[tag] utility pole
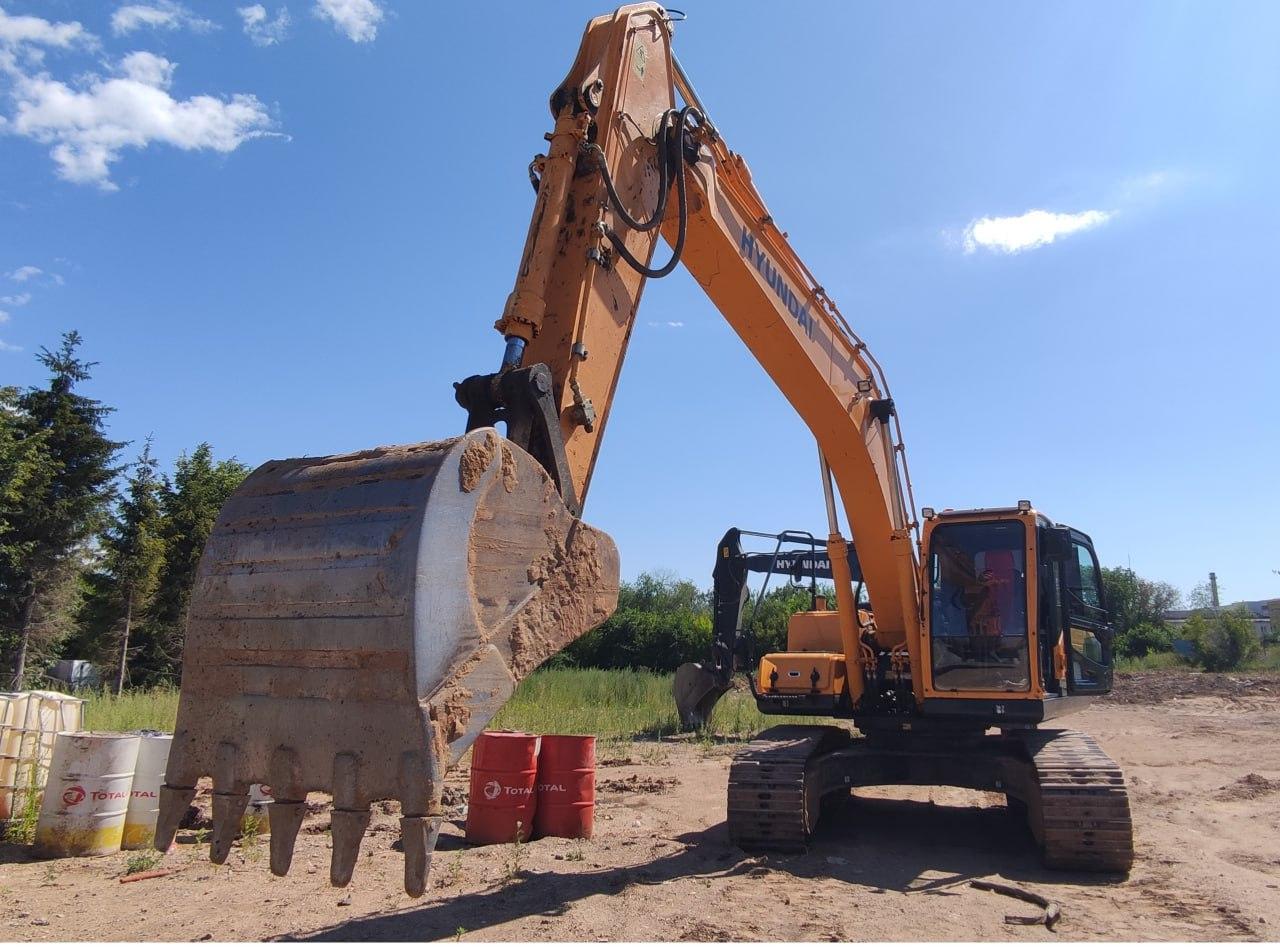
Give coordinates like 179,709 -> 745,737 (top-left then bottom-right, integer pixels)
1209,572 -> 1220,610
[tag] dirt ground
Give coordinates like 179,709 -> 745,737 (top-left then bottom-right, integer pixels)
2,671 -> 1279,942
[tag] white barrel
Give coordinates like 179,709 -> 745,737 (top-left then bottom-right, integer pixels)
122,733 -> 172,850
34,732 -> 140,857
246,782 -> 273,834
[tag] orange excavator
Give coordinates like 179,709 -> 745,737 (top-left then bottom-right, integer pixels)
154,4 -> 1133,896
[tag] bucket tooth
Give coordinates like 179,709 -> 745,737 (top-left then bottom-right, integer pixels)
330,809 -> 372,887
209,792 -> 249,864
400,815 -> 442,897
163,431 -> 620,889
269,747 -> 304,802
268,801 -> 306,876
154,785 -> 197,852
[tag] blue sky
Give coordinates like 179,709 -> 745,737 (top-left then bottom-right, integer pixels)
2,2 -> 1277,603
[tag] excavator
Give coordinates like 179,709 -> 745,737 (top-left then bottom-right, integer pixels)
153,3 -> 1134,897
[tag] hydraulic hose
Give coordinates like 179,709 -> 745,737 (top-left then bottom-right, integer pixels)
586,109 -> 676,233
600,106 -> 703,280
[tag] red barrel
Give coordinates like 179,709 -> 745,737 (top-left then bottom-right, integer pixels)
533,735 -> 595,840
466,732 -> 539,844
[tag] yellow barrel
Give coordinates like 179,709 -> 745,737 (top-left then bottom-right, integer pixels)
34,732 -> 140,857
122,733 -> 172,850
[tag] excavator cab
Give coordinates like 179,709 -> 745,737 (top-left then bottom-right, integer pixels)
920,505 -> 1115,720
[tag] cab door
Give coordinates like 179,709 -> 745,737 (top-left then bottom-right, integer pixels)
1062,530 -> 1114,694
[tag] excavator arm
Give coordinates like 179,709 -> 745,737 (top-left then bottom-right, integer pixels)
458,4 -> 923,707
156,3 -> 927,896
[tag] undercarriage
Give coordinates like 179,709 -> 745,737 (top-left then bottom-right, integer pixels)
727,724 -> 1134,873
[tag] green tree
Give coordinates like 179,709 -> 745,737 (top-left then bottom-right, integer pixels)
1185,607 -> 1259,672
1114,621 -> 1175,659
1100,566 -> 1180,634
1,334 -> 122,688
1187,581 -> 1216,610
558,571 -> 712,672
133,444 -> 249,684
555,571 -> 835,673
102,440 -> 166,693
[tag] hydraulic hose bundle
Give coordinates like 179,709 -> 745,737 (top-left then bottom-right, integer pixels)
587,105 -> 704,279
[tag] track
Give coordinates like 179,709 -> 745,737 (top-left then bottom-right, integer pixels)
1021,728 -> 1134,872
726,725 -> 849,851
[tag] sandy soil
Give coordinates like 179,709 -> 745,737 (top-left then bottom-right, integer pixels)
2,672 -> 1279,942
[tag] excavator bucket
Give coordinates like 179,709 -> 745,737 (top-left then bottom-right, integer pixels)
673,662 -> 731,730
153,429 -> 618,896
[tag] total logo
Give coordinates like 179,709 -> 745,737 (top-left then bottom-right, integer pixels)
62,785 -> 86,807
482,780 -> 534,801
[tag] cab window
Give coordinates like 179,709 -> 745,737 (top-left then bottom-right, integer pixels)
1065,539 -> 1105,622
1062,535 -> 1110,689
927,520 -> 1030,693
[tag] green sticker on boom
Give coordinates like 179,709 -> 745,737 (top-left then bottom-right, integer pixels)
633,42 -> 647,79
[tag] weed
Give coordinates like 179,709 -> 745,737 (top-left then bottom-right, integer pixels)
503,822 -> 524,884
3,761 -> 45,846
82,686 -> 180,732
41,863 -> 58,885
454,927 -> 467,942
638,743 -> 668,766
125,849 -> 163,875
241,810 -> 263,861
443,849 -> 464,887
566,844 -> 585,862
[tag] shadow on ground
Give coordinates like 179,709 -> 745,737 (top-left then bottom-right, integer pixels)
295,793 -> 1124,941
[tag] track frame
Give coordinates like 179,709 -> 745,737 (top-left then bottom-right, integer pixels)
726,725 -> 1133,873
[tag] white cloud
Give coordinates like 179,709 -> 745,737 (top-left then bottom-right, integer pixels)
0,6 -> 93,49
4,50 -> 276,189
962,209 -> 1112,255
313,0 -> 383,42
0,338 -> 21,351
239,4 -> 291,46
8,265 -> 42,281
0,309 -> 9,323
111,2 -> 215,36
647,320 -> 684,329
0,292 -> 30,305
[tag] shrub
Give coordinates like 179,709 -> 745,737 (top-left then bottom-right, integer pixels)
1185,609 -> 1260,672
1115,622 -> 1175,658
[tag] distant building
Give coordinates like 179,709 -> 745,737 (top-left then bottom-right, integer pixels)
1163,599 -> 1278,641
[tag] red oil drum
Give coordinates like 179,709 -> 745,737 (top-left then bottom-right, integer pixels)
533,735 -> 595,840
466,732 -> 539,844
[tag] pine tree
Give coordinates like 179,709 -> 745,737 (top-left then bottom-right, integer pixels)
2,333 -> 122,688
134,443 -> 249,685
102,439 -> 165,694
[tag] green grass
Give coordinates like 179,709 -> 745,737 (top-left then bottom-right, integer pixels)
1115,646 -> 1280,673
1115,651 -> 1189,672
82,669 -> 818,744
83,685 -> 179,732
492,667 -> 820,741
1250,646 -> 1280,671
